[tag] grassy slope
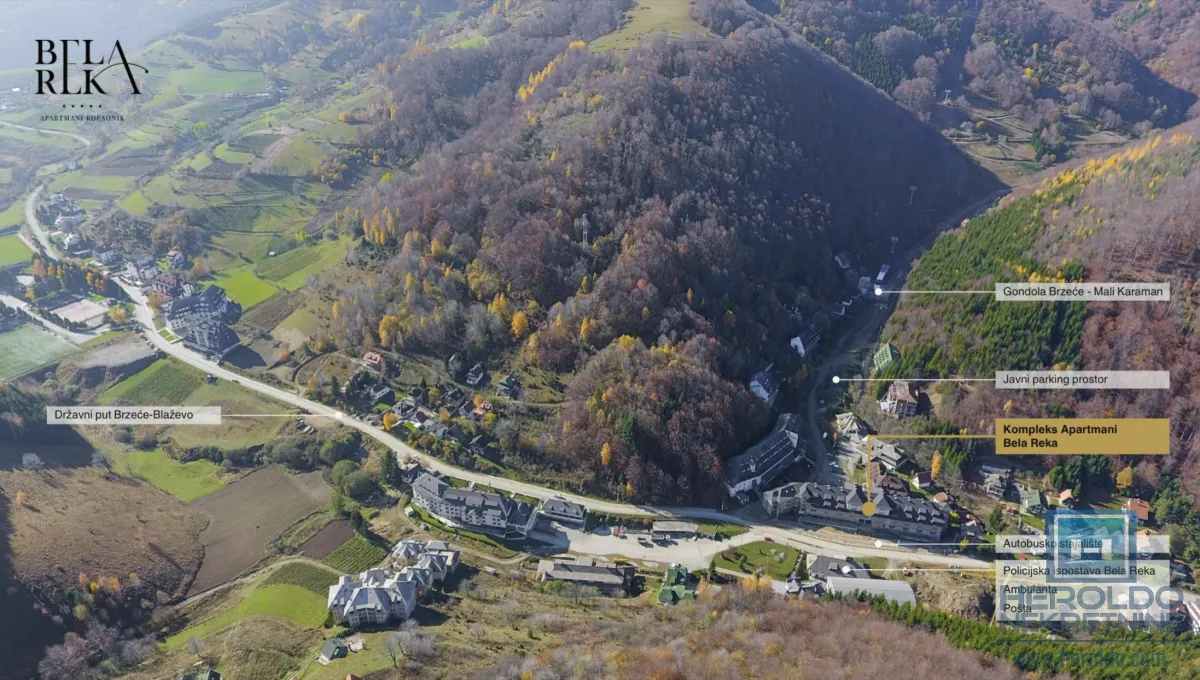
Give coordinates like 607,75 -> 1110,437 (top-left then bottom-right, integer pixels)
590,0 -> 706,53
97,359 -> 202,405
163,583 -> 328,651
111,448 -> 225,502
0,233 -> 33,266
211,267 -> 280,308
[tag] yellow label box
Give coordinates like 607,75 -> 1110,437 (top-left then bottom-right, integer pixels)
995,418 -> 1169,455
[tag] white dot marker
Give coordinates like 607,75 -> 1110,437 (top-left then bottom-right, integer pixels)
335,411 -> 344,420
832,376 -> 840,384
874,540 -> 883,548
874,286 -> 883,296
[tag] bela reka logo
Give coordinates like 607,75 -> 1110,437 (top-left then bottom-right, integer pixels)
35,40 -> 148,95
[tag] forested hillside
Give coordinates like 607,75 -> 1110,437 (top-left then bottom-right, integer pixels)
717,0 -> 1199,175
880,120 -> 1200,561
481,584 -> 1037,680
319,0 -> 1001,502
1047,0 -> 1200,98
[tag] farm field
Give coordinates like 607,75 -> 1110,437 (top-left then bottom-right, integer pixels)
255,237 -> 350,290
188,467 -> 331,594
322,532 -> 387,573
212,231 -> 273,261
146,67 -> 269,96
0,324 -> 76,379
48,171 -> 137,194
142,616 -> 319,680
211,267 -> 280,308
110,448 -> 225,502
590,0 -> 705,53
297,518 -> 354,560
0,199 -> 23,228
214,142 -> 255,164
0,233 -> 33,266
262,561 -> 340,593
97,358 -> 201,405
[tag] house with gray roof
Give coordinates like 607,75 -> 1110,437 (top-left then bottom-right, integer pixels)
411,473 -> 537,539
723,413 -> 804,496
826,576 -> 916,606
318,638 -> 349,664
540,496 -> 588,527
327,570 -> 419,628
391,539 -> 425,563
809,555 -> 866,582
748,364 -> 780,404
536,556 -> 635,597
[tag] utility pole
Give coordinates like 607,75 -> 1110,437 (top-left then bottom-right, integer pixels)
909,185 -> 917,206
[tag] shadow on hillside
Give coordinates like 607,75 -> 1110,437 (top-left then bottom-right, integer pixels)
224,346 -> 267,370
0,481 -> 68,680
0,428 -> 97,471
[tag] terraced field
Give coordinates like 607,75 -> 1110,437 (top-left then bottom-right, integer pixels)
98,358 -> 202,405
322,533 -> 387,573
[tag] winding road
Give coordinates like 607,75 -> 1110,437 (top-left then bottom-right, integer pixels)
23,185 -> 57,260
4,120 -> 92,262
12,114 -> 994,569
113,276 -> 990,569
0,120 -> 92,147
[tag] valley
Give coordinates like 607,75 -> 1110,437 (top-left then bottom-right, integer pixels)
4,1 -> 1200,679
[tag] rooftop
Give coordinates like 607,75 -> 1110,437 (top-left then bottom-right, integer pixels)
723,413 -> 802,487
825,576 -> 915,605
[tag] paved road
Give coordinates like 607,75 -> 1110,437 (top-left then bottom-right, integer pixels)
547,524 -> 989,570
0,120 -> 92,147
113,279 -> 989,568
23,185 -> 58,260
801,190 -> 1009,488
6,121 -> 94,262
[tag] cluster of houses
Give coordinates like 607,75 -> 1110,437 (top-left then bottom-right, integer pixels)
164,285 -> 242,358
325,539 -> 460,629
367,363 -> 521,461
763,482 -> 949,541
43,193 -> 85,233
114,252 -> 243,357
746,411 -> 949,542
